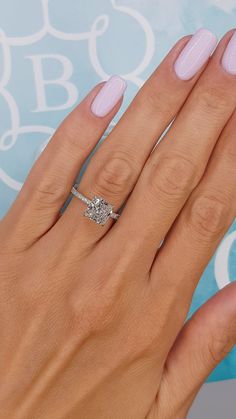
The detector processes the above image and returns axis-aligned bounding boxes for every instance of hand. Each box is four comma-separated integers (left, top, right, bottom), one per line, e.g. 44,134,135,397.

1,28,236,419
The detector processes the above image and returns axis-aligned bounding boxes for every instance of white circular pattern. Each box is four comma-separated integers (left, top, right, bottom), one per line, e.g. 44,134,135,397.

215,231,236,289
0,0,155,191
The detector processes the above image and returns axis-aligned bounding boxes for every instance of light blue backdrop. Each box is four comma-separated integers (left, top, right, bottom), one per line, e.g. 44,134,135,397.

0,0,235,382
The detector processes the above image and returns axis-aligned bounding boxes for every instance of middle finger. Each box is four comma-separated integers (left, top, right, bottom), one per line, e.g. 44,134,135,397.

109,30,236,264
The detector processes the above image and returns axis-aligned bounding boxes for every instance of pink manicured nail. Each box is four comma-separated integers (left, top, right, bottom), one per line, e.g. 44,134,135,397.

91,75,127,117
174,28,218,80
222,31,236,75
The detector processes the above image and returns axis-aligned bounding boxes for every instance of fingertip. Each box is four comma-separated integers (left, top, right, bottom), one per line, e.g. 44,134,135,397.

174,28,217,81
90,75,127,118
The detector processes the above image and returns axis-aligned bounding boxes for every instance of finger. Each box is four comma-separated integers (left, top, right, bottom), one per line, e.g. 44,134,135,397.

58,29,217,245
156,282,236,418
111,29,236,265
150,101,236,320
2,77,126,250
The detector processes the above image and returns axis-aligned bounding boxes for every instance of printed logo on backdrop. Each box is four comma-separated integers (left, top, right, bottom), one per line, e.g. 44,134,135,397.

0,0,155,190
0,0,235,297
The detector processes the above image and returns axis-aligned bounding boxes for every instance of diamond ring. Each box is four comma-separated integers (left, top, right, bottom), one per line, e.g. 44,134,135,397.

71,184,120,226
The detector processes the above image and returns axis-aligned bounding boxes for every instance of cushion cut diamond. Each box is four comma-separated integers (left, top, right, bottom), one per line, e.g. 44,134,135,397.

84,196,113,225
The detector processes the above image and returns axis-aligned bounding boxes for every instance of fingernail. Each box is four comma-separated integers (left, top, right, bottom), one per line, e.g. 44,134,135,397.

174,28,218,80
91,75,127,117
222,31,236,75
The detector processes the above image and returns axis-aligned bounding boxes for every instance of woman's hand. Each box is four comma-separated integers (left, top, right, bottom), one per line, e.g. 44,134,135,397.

1,28,236,419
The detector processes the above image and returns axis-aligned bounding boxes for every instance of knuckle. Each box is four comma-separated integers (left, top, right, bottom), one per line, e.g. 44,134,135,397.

127,333,158,360
187,194,231,241
58,121,93,157
207,332,233,365
95,152,134,198
224,140,236,162
142,87,168,116
19,277,47,312
33,175,65,206
148,153,198,203
195,86,229,115
62,126,80,151
71,290,120,335
70,266,125,334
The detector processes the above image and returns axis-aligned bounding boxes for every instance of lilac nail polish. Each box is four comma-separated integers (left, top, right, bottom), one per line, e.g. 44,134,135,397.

91,75,127,117
174,28,218,81
222,31,236,75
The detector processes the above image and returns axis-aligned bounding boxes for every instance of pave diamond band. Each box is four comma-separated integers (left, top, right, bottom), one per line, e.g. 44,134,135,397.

71,184,120,226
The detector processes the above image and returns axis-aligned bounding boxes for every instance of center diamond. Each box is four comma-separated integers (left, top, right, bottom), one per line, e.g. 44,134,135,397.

84,196,113,225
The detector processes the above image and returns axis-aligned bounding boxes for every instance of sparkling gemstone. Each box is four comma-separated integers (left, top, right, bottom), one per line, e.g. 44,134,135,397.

84,196,113,225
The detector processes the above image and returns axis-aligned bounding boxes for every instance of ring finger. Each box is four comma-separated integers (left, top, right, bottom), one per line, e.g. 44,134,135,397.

58,29,217,246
